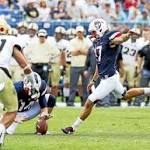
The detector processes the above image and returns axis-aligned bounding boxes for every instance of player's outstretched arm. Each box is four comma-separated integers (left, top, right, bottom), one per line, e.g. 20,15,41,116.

111,32,131,45
111,29,139,45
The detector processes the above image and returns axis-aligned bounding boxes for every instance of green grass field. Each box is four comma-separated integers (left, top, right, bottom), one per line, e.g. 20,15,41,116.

2,107,150,150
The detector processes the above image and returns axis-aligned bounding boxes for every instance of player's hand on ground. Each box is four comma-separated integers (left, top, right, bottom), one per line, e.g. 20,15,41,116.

39,112,53,120
87,81,94,92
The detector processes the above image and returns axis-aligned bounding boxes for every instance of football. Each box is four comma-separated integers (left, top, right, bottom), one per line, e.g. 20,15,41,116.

36,119,48,135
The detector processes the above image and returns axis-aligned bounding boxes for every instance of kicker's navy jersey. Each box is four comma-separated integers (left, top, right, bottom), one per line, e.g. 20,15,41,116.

93,31,121,78
14,80,47,112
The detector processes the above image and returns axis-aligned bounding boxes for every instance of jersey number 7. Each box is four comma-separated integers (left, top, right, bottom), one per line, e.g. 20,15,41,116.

0,39,6,52
94,46,102,62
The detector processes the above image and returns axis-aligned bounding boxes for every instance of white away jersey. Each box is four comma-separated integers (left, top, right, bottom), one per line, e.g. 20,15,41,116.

0,35,21,69
121,39,141,65
51,37,70,62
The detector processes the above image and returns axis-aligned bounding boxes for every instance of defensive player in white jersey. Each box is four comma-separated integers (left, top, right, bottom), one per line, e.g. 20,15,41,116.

53,26,69,65
62,18,150,134
0,19,39,145
121,28,141,87
48,26,70,97
53,26,70,100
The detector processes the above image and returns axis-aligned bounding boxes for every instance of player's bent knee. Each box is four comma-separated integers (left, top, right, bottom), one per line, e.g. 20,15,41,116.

48,95,56,107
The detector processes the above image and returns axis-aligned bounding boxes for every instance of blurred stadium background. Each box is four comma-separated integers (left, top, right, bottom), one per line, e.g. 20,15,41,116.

1,0,150,33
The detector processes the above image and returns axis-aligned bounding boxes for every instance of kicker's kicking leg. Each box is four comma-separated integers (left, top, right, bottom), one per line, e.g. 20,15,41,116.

123,88,150,100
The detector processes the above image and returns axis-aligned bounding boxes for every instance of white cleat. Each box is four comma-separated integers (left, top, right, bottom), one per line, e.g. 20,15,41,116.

6,122,18,135
0,124,5,146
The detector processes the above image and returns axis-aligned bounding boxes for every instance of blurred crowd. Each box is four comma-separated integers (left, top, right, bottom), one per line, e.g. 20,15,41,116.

0,0,150,23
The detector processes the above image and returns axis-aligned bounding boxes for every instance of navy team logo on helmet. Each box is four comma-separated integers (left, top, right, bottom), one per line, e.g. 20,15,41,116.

94,21,102,30
88,18,109,40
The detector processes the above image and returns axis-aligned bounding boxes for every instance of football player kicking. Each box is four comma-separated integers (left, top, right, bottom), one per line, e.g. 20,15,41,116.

6,75,56,135
61,18,150,134
0,18,39,145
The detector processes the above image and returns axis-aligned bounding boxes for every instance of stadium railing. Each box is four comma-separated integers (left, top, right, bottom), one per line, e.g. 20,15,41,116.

7,20,150,36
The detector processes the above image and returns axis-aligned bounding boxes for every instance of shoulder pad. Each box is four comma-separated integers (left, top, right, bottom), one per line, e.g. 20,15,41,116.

108,31,121,40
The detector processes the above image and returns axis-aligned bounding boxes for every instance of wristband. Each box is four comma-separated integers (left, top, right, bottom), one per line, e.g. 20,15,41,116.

23,64,30,71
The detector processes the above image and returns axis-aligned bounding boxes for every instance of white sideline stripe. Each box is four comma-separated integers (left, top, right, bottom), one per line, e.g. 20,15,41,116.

56,102,81,108
56,102,146,108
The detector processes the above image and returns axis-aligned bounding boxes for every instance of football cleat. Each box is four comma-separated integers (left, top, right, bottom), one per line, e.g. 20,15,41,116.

61,127,74,134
